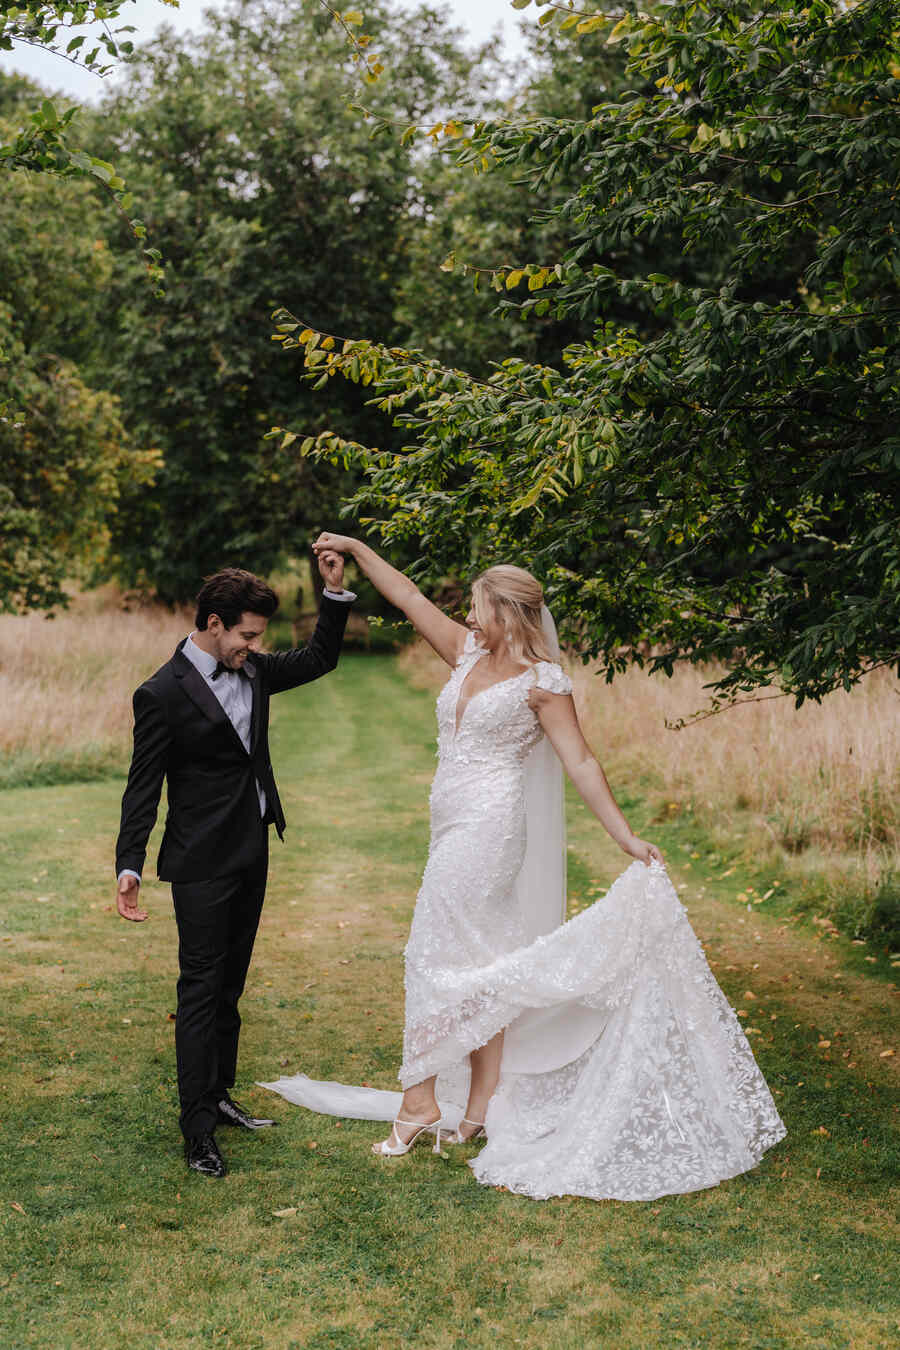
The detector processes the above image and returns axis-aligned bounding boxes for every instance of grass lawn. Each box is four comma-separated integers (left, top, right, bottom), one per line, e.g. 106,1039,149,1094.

1,652,897,1349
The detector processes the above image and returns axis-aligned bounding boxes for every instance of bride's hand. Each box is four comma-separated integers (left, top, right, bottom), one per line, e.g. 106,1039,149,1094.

313,531,357,557
625,837,663,866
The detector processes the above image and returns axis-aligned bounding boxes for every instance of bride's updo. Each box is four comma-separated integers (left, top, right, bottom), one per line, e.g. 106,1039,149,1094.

472,564,554,665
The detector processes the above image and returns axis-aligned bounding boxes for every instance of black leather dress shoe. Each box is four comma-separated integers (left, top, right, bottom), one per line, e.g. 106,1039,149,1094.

217,1096,277,1130
184,1133,226,1177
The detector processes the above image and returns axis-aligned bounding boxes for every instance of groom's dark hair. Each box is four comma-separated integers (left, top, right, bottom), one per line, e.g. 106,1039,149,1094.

195,568,279,630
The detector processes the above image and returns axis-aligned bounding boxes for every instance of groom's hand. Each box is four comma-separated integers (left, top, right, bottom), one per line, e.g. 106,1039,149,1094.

317,547,345,592
116,875,148,922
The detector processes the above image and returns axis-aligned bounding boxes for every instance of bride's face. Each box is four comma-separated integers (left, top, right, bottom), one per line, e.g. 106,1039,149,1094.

466,593,503,651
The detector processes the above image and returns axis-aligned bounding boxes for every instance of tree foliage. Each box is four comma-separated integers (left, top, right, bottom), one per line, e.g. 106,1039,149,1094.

0,119,158,610
0,4,164,287
82,0,505,602
273,0,900,705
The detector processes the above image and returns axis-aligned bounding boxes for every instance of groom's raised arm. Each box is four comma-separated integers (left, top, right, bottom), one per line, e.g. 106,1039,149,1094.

258,592,353,696
115,684,171,886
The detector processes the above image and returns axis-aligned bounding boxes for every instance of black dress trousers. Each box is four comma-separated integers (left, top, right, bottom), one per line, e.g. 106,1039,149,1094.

171,822,268,1138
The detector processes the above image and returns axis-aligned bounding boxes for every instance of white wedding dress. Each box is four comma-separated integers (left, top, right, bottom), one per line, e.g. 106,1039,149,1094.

261,633,786,1201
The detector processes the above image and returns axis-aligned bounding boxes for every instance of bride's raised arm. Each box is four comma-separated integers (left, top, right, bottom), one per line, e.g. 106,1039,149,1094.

530,685,663,867
312,532,468,667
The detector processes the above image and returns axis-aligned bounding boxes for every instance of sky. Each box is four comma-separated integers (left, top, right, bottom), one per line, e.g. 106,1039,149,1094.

1,0,531,101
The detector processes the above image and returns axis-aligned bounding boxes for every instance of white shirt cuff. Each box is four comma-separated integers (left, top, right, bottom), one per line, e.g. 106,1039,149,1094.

118,869,142,885
323,588,357,602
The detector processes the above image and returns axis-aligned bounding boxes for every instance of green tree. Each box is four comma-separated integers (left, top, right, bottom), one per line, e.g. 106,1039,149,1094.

85,0,503,601
0,95,158,610
0,4,163,283
273,0,900,705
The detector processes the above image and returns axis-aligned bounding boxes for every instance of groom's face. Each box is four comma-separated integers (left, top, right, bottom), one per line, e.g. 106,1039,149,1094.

207,611,268,670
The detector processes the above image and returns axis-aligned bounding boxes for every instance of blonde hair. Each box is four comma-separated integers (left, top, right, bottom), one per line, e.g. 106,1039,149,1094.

472,564,553,665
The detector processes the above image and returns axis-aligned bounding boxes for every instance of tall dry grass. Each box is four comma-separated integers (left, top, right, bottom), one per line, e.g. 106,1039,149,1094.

0,586,191,785
570,661,900,860
397,640,900,938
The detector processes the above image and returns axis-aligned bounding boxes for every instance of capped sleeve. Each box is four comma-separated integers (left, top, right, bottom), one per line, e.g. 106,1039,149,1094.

534,661,573,696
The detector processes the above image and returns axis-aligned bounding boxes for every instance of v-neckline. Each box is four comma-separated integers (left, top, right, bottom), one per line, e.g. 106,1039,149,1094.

454,653,532,736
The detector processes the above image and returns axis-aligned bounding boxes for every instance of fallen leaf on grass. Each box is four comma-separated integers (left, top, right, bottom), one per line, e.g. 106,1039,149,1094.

879,1048,895,1058
10,1202,25,1215
743,990,757,1000
272,1208,298,1218
811,1127,830,1137
818,1040,832,1049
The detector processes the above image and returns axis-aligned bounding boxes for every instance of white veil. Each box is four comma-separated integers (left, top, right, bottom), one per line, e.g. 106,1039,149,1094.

512,604,567,943
502,603,607,1074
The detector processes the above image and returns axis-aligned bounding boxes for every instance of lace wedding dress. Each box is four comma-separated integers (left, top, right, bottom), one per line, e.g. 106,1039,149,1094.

261,634,786,1201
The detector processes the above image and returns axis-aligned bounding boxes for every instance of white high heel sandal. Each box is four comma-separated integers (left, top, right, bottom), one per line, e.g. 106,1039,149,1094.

372,1118,443,1157
446,1117,487,1145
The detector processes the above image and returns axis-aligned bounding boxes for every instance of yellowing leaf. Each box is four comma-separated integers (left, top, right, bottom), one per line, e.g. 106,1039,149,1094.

506,270,524,290
606,17,631,43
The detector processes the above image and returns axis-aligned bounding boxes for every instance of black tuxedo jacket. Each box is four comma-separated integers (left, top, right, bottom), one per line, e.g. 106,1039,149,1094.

115,597,350,884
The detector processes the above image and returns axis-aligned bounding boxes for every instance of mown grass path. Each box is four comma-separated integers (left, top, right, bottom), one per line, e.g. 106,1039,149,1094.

1,653,897,1349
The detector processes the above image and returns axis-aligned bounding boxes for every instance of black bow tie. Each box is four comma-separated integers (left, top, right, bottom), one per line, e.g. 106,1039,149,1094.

211,661,233,680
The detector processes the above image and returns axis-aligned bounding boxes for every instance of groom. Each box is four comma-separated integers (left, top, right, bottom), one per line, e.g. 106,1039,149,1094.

114,555,353,1177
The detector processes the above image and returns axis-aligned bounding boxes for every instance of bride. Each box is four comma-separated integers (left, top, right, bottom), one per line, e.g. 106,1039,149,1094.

260,535,786,1202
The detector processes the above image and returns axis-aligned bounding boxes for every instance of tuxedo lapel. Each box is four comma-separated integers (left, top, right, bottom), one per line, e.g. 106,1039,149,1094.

245,657,262,754
171,642,249,756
